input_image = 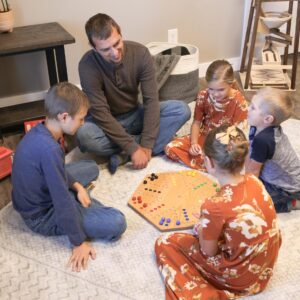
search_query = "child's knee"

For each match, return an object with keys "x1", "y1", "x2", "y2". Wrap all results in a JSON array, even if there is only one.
[
  {"x1": 164, "y1": 142, "x2": 172, "y2": 154},
  {"x1": 111, "y1": 213, "x2": 127, "y2": 239},
  {"x1": 81, "y1": 160, "x2": 100, "y2": 181},
  {"x1": 164, "y1": 143, "x2": 180, "y2": 161},
  {"x1": 99, "y1": 211, "x2": 127, "y2": 241},
  {"x1": 88, "y1": 161, "x2": 100, "y2": 180},
  {"x1": 176, "y1": 101, "x2": 191, "y2": 123},
  {"x1": 182, "y1": 102, "x2": 191, "y2": 120}
]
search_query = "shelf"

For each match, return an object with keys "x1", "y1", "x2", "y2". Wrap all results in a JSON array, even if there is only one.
[
  {"x1": 240, "y1": 0, "x2": 300, "y2": 90},
  {"x1": 240, "y1": 71, "x2": 292, "y2": 91},
  {"x1": 0, "y1": 100, "x2": 45, "y2": 130},
  {"x1": 0, "y1": 22, "x2": 75, "y2": 135}
]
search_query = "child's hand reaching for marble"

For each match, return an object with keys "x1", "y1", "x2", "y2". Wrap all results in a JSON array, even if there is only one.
[{"x1": 189, "y1": 143, "x2": 203, "y2": 156}]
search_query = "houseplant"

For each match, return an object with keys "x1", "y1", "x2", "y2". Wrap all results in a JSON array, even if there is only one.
[{"x1": 0, "y1": 0, "x2": 14, "y2": 33}]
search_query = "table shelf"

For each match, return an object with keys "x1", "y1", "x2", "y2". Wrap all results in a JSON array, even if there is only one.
[{"x1": 0, "y1": 22, "x2": 75, "y2": 133}]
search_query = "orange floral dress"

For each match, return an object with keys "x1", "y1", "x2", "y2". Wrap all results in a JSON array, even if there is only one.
[
  {"x1": 165, "y1": 89, "x2": 248, "y2": 170},
  {"x1": 155, "y1": 174, "x2": 281, "y2": 300}
]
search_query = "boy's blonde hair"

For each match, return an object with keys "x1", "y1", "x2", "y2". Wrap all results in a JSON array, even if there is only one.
[
  {"x1": 205, "y1": 60, "x2": 235, "y2": 86},
  {"x1": 256, "y1": 87, "x2": 293, "y2": 125},
  {"x1": 204, "y1": 125, "x2": 249, "y2": 173},
  {"x1": 45, "y1": 82, "x2": 89, "y2": 119}
]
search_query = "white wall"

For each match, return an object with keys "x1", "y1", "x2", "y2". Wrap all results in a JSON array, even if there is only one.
[{"x1": 0, "y1": 0, "x2": 246, "y2": 107}]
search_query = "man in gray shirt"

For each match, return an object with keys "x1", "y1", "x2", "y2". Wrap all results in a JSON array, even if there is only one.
[{"x1": 77, "y1": 13, "x2": 191, "y2": 173}]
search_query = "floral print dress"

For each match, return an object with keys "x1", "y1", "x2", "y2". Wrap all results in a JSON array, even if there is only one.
[
  {"x1": 155, "y1": 174, "x2": 281, "y2": 299},
  {"x1": 165, "y1": 89, "x2": 248, "y2": 170}
]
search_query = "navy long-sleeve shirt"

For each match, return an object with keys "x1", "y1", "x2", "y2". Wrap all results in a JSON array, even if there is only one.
[{"x1": 12, "y1": 124, "x2": 87, "y2": 246}]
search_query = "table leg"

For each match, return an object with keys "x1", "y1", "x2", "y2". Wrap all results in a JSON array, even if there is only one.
[
  {"x1": 45, "y1": 48, "x2": 58, "y2": 86},
  {"x1": 55, "y1": 46, "x2": 68, "y2": 82},
  {"x1": 291, "y1": 1, "x2": 300, "y2": 90},
  {"x1": 245, "y1": 0, "x2": 262, "y2": 89}
]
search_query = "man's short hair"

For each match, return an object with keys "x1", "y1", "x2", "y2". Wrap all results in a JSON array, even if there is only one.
[
  {"x1": 85, "y1": 13, "x2": 121, "y2": 47},
  {"x1": 256, "y1": 87, "x2": 294, "y2": 125},
  {"x1": 45, "y1": 82, "x2": 89, "y2": 119}
]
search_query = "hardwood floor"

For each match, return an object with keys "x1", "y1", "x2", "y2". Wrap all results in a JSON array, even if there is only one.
[{"x1": 1, "y1": 56, "x2": 300, "y2": 210}]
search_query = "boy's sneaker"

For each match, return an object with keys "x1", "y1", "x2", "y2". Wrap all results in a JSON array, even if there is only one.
[{"x1": 291, "y1": 199, "x2": 300, "y2": 210}]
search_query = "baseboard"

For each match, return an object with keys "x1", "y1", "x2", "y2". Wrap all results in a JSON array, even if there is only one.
[
  {"x1": 0, "y1": 90, "x2": 47, "y2": 108},
  {"x1": 198, "y1": 57, "x2": 241, "y2": 78}
]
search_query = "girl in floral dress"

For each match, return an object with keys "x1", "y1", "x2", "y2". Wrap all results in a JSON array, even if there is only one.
[
  {"x1": 155, "y1": 125, "x2": 281, "y2": 299},
  {"x1": 165, "y1": 60, "x2": 248, "y2": 171}
]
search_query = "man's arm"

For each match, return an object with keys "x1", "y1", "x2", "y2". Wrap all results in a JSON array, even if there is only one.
[
  {"x1": 139, "y1": 48, "x2": 160, "y2": 151},
  {"x1": 129, "y1": 48, "x2": 160, "y2": 169}
]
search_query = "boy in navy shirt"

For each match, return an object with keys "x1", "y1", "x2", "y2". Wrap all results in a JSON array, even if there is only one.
[
  {"x1": 12, "y1": 82, "x2": 126, "y2": 271},
  {"x1": 246, "y1": 87, "x2": 300, "y2": 212}
]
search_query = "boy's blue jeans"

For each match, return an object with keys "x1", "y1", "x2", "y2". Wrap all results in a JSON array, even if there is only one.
[
  {"x1": 261, "y1": 178, "x2": 300, "y2": 213},
  {"x1": 24, "y1": 160, "x2": 127, "y2": 242},
  {"x1": 76, "y1": 100, "x2": 191, "y2": 156}
]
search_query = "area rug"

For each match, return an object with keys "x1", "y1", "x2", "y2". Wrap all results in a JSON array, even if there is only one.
[{"x1": 0, "y1": 118, "x2": 300, "y2": 299}]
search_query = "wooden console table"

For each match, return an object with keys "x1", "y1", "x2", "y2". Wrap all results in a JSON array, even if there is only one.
[{"x1": 0, "y1": 22, "x2": 75, "y2": 134}]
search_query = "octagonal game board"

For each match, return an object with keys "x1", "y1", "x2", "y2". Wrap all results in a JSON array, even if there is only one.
[{"x1": 128, "y1": 170, "x2": 219, "y2": 231}]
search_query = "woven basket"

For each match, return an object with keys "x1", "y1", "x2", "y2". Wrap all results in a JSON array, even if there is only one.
[{"x1": 147, "y1": 42, "x2": 199, "y2": 103}]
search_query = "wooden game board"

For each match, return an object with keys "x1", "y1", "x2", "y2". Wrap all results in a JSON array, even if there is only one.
[{"x1": 128, "y1": 170, "x2": 219, "y2": 231}]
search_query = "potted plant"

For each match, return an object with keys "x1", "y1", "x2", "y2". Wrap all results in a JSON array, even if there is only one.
[{"x1": 0, "y1": 0, "x2": 14, "y2": 33}]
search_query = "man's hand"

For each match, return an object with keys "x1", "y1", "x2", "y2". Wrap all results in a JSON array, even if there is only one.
[
  {"x1": 189, "y1": 143, "x2": 203, "y2": 156},
  {"x1": 67, "y1": 241, "x2": 96, "y2": 272},
  {"x1": 140, "y1": 147, "x2": 152, "y2": 161},
  {"x1": 73, "y1": 182, "x2": 91, "y2": 208},
  {"x1": 131, "y1": 147, "x2": 149, "y2": 169}
]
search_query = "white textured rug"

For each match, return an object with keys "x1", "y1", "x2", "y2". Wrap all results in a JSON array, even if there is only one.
[{"x1": 0, "y1": 118, "x2": 300, "y2": 300}]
